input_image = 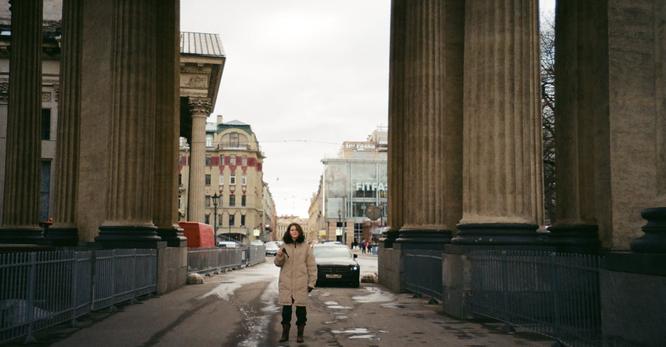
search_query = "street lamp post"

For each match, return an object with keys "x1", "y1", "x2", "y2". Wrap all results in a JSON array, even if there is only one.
[{"x1": 212, "y1": 193, "x2": 220, "y2": 246}]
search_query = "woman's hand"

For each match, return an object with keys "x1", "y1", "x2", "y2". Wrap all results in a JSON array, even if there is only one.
[{"x1": 277, "y1": 248, "x2": 283, "y2": 257}]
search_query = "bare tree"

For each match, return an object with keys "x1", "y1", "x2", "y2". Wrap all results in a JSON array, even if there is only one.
[{"x1": 541, "y1": 19, "x2": 556, "y2": 224}]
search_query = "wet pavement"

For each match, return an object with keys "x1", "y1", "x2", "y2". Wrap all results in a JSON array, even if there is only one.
[{"x1": 27, "y1": 255, "x2": 553, "y2": 347}]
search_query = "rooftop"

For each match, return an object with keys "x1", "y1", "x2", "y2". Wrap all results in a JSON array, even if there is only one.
[{"x1": 180, "y1": 32, "x2": 225, "y2": 58}]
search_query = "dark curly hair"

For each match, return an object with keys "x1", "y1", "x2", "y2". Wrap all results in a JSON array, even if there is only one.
[{"x1": 283, "y1": 223, "x2": 305, "y2": 244}]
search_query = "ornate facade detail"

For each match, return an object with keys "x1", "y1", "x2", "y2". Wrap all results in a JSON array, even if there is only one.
[
  {"x1": 182, "y1": 74, "x2": 208, "y2": 89},
  {"x1": 41, "y1": 91, "x2": 51, "y2": 102},
  {"x1": 188, "y1": 97, "x2": 212, "y2": 116}
]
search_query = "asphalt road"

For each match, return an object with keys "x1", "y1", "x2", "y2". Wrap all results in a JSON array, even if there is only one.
[{"x1": 31, "y1": 256, "x2": 552, "y2": 347}]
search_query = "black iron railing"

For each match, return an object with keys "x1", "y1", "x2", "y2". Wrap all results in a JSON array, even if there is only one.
[{"x1": 468, "y1": 249, "x2": 602, "y2": 347}]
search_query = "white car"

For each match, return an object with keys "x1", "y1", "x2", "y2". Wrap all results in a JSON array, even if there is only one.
[
  {"x1": 217, "y1": 241, "x2": 239, "y2": 248},
  {"x1": 264, "y1": 241, "x2": 279, "y2": 256}
]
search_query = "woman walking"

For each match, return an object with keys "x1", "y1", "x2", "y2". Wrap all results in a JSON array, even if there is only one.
[{"x1": 274, "y1": 223, "x2": 317, "y2": 343}]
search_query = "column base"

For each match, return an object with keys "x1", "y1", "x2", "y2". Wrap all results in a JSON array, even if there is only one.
[
  {"x1": 452, "y1": 223, "x2": 543, "y2": 245},
  {"x1": 546, "y1": 223, "x2": 600, "y2": 251},
  {"x1": 380, "y1": 228, "x2": 400, "y2": 248},
  {"x1": 96, "y1": 224, "x2": 162, "y2": 249},
  {"x1": 44, "y1": 225, "x2": 79, "y2": 246},
  {"x1": 0, "y1": 225, "x2": 44, "y2": 244},
  {"x1": 157, "y1": 225, "x2": 188, "y2": 247},
  {"x1": 631, "y1": 207, "x2": 666, "y2": 253},
  {"x1": 395, "y1": 228, "x2": 453, "y2": 244}
]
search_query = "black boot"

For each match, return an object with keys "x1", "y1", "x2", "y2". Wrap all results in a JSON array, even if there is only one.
[
  {"x1": 296, "y1": 324, "x2": 305, "y2": 343},
  {"x1": 279, "y1": 323, "x2": 290, "y2": 342}
]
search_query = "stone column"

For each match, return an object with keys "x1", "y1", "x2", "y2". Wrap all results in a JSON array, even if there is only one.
[
  {"x1": 96, "y1": 0, "x2": 161, "y2": 248},
  {"x1": 394, "y1": 0, "x2": 464, "y2": 244},
  {"x1": 454, "y1": 0, "x2": 544, "y2": 244},
  {"x1": 187, "y1": 97, "x2": 211, "y2": 223},
  {"x1": 46, "y1": 0, "x2": 82, "y2": 246},
  {"x1": 154, "y1": 0, "x2": 186, "y2": 247},
  {"x1": 385, "y1": 0, "x2": 406, "y2": 246},
  {"x1": 547, "y1": 0, "x2": 604, "y2": 249},
  {"x1": 0, "y1": 0, "x2": 43, "y2": 243},
  {"x1": 632, "y1": 0, "x2": 666, "y2": 253}
]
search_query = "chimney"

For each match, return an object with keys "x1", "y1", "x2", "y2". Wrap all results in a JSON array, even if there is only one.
[{"x1": 217, "y1": 114, "x2": 224, "y2": 125}]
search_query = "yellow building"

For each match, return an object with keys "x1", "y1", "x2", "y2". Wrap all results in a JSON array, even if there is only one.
[{"x1": 179, "y1": 116, "x2": 273, "y2": 243}]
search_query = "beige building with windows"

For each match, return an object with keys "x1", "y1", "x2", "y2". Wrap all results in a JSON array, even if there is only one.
[{"x1": 179, "y1": 116, "x2": 273, "y2": 243}]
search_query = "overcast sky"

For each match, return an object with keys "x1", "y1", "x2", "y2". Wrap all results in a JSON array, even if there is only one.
[{"x1": 181, "y1": 0, "x2": 555, "y2": 218}]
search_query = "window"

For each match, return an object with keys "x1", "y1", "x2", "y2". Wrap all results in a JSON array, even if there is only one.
[
  {"x1": 41, "y1": 109, "x2": 51, "y2": 140},
  {"x1": 229, "y1": 194, "x2": 236, "y2": 206},
  {"x1": 205, "y1": 174, "x2": 211, "y2": 186},
  {"x1": 230, "y1": 156, "x2": 236, "y2": 165},
  {"x1": 205, "y1": 214, "x2": 210, "y2": 224},
  {"x1": 230, "y1": 133, "x2": 240, "y2": 147},
  {"x1": 218, "y1": 174, "x2": 225, "y2": 186},
  {"x1": 39, "y1": 160, "x2": 51, "y2": 221},
  {"x1": 241, "y1": 175, "x2": 247, "y2": 186},
  {"x1": 241, "y1": 157, "x2": 247, "y2": 166},
  {"x1": 229, "y1": 214, "x2": 235, "y2": 226},
  {"x1": 205, "y1": 195, "x2": 211, "y2": 207},
  {"x1": 240, "y1": 215, "x2": 246, "y2": 226},
  {"x1": 178, "y1": 174, "x2": 182, "y2": 186},
  {"x1": 241, "y1": 195, "x2": 246, "y2": 207},
  {"x1": 230, "y1": 175, "x2": 236, "y2": 185},
  {"x1": 206, "y1": 134, "x2": 213, "y2": 147}
]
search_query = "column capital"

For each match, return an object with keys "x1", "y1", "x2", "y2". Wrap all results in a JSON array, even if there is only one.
[{"x1": 188, "y1": 97, "x2": 212, "y2": 116}]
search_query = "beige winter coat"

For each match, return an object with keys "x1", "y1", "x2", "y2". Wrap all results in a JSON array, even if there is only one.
[{"x1": 274, "y1": 242, "x2": 317, "y2": 306}]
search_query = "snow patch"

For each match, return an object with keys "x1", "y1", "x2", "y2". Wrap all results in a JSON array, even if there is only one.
[
  {"x1": 349, "y1": 334, "x2": 376, "y2": 339},
  {"x1": 328, "y1": 305, "x2": 352, "y2": 310},
  {"x1": 380, "y1": 303, "x2": 403, "y2": 309},
  {"x1": 352, "y1": 286, "x2": 395, "y2": 303},
  {"x1": 199, "y1": 263, "x2": 278, "y2": 301},
  {"x1": 332, "y1": 328, "x2": 370, "y2": 334},
  {"x1": 324, "y1": 301, "x2": 339, "y2": 305}
]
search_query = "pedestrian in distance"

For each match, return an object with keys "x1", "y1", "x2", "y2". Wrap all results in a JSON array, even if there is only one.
[{"x1": 275, "y1": 223, "x2": 317, "y2": 343}]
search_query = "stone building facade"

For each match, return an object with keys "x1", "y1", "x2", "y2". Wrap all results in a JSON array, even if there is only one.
[{"x1": 178, "y1": 117, "x2": 273, "y2": 243}]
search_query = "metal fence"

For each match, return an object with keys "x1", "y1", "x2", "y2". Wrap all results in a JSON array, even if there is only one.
[
  {"x1": 187, "y1": 247, "x2": 244, "y2": 274},
  {"x1": 0, "y1": 249, "x2": 157, "y2": 344},
  {"x1": 403, "y1": 249, "x2": 443, "y2": 300},
  {"x1": 91, "y1": 249, "x2": 157, "y2": 311},
  {"x1": 246, "y1": 245, "x2": 266, "y2": 266},
  {"x1": 188, "y1": 245, "x2": 265, "y2": 274},
  {"x1": 468, "y1": 249, "x2": 602, "y2": 347}
]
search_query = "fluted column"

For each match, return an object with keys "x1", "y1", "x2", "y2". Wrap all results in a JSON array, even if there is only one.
[
  {"x1": 0, "y1": 0, "x2": 43, "y2": 243},
  {"x1": 154, "y1": 0, "x2": 186, "y2": 247},
  {"x1": 394, "y1": 0, "x2": 464, "y2": 244},
  {"x1": 187, "y1": 97, "x2": 211, "y2": 223},
  {"x1": 454, "y1": 0, "x2": 543, "y2": 244},
  {"x1": 46, "y1": 0, "x2": 82, "y2": 246},
  {"x1": 386, "y1": 0, "x2": 406, "y2": 246},
  {"x1": 632, "y1": 0, "x2": 666, "y2": 253},
  {"x1": 96, "y1": 0, "x2": 161, "y2": 248},
  {"x1": 547, "y1": 0, "x2": 603, "y2": 249}
]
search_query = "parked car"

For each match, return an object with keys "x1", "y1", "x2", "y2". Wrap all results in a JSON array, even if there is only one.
[
  {"x1": 250, "y1": 240, "x2": 265, "y2": 246},
  {"x1": 312, "y1": 244, "x2": 360, "y2": 288},
  {"x1": 265, "y1": 241, "x2": 279, "y2": 256}
]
